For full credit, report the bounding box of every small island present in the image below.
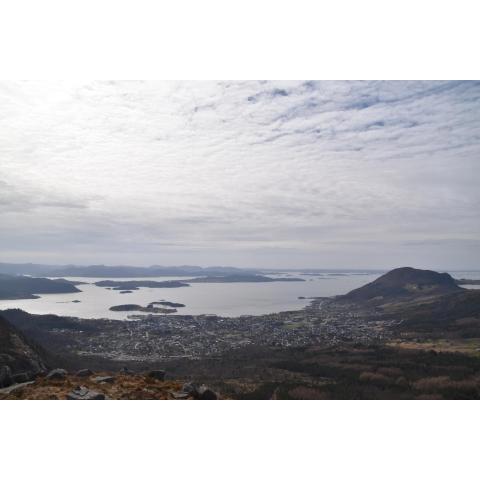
[150,301,186,308]
[95,280,190,290]
[185,274,305,283]
[94,275,304,291]
[455,278,480,285]
[109,303,177,314]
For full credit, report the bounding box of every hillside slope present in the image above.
[343,267,461,302]
[0,315,49,387]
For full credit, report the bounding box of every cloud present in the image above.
[0,80,479,268]
[0,179,91,213]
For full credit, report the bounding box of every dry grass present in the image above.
[287,386,329,400]
[1,373,190,400]
[358,371,392,386]
[413,375,480,394]
[387,339,480,356]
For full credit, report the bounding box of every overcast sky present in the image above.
[0,80,479,269]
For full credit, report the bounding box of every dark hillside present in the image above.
[0,273,81,300]
[0,315,50,386]
[343,267,461,302]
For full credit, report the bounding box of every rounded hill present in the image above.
[342,267,461,302]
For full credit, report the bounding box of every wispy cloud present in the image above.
[0,80,479,268]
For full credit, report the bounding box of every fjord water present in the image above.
[0,271,479,320]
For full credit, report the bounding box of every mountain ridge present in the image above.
[0,262,258,278]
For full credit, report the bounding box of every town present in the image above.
[30,297,400,362]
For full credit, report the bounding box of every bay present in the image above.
[0,270,478,320]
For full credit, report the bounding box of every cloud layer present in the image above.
[0,80,479,268]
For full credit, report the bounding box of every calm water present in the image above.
[0,270,478,320]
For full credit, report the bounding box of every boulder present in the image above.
[46,368,67,380]
[171,391,190,399]
[198,385,218,400]
[11,372,30,384]
[0,365,13,388]
[181,383,218,399]
[76,369,94,377]
[0,354,15,364]
[147,370,166,381]
[182,382,199,398]
[0,381,34,396]
[67,386,106,400]
[93,376,115,384]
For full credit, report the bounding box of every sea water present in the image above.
[0,270,478,320]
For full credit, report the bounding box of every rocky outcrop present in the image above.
[1,370,221,400]
[181,382,218,400]
[46,368,67,380]
[67,386,106,400]
[93,375,115,384]
[0,315,49,386]
[0,365,12,388]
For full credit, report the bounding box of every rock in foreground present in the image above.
[46,368,67,380]
[0,371,221,400]
[67,386,106,400]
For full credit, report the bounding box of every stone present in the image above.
[12,372,30,384]
[0,381,34,396]
[76,369,94,377]
[198,385,218,400]
[46,368,67,380]
[0,365,13,388]
[181,383,217,399]
[171,391,190,399]
[182,382,199,397]
[147,370,166,381]
[0,354,15,364]
[93,375,115,384]
[120,366,134,375]
[67,386,105,400]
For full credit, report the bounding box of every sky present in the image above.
[0,80,479,270]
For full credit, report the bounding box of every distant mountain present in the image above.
[0,274,81,300]
[0,262,258,278]
[0,262,59,276]
[342,267,462,302]
[0,315,49,387]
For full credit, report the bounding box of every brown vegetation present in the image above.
[1,372,191,400]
